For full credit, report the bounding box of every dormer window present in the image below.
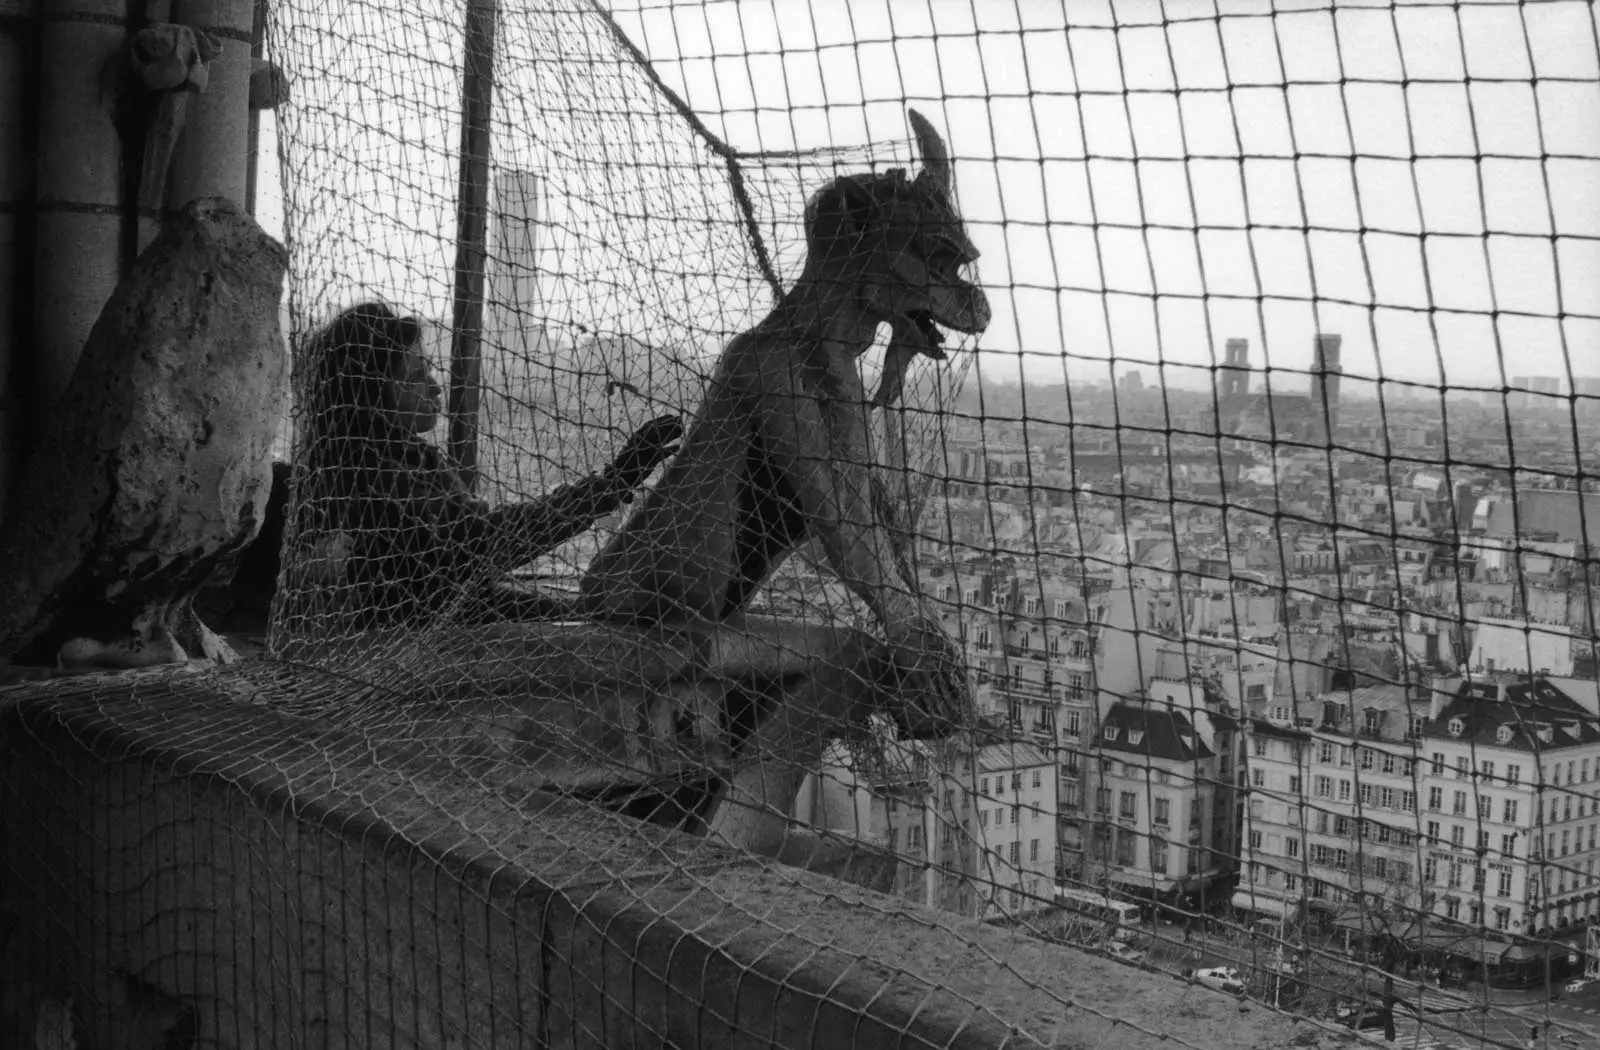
[1447,717,1465,737]
[1104,726,1119,741]
[1129,730,1145,746]
[1496,725,1513,745]
[1537,727,1554,744]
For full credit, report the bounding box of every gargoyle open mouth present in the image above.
[902,309,949,360]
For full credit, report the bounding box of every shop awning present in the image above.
[1230,891,1292,919]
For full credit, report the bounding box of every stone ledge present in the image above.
[0,666,1361,1049]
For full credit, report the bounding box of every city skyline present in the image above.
[256,0,1598,395]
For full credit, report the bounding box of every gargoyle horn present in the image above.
[908,108,950,195]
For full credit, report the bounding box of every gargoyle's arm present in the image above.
[759,372,922,633]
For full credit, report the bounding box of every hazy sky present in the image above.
[259,0,1600,392]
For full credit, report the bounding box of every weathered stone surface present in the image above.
[0,671,1363,1050]
[0,196,288,666]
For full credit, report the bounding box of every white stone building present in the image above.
[1237,676,1600,984]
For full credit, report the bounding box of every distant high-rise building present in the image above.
[488,169,542,349]
[1310,333,1342,434]
[1119,370,1144,394]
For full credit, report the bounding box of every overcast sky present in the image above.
[259,0,1600,393]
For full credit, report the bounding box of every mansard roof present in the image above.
[1426,677,1600,753]
[1099,699,1215,762]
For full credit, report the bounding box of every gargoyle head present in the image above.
[803,108,990,403]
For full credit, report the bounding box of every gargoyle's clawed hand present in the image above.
[882,615,973,739]
[608,414,684,490]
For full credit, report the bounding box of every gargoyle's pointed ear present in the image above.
[909,108,950,196]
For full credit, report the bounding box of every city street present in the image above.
[1122,922,1600,1049]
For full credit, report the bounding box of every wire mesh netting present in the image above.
[4,0,1600,1047]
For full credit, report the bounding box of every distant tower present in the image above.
[490,169,540,315]
[1311,333,1342,435]
[1219,338,1250,400]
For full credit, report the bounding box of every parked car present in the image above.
[1334,1003,1390,1031]
[1192,966,1245,994]
[1105,941,1146,965]
[1564,976,1592,995]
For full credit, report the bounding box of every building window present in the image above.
[1096,788,1111,814]
[1252,768,1265,788]
[1359,748,1374,771]
[1032,769,1042,790]
[1429,786,1443,811]
[1382,753,1397,776]
[1477,794,1491,819]
[1249,830,1263,850]
[1453,791,1467,816]
[1315,776,1333,798]
[1445,897,1461,921]
[1104,726,1118,741]
[1501,834,1517,859]
[1503,798,1518,824]
[1498,869,1513,897]
[1481,760,1496,782]
[1402,790,1416,812]
[1431,752,1446,775]
[1115,834,1135,867]
[1451,825,1466,848]
[1455,756,1469,779]
[1320,741,1336,764]
[1154,797,1171,826]
[1254,738,1268,757]
[1151,839,1168,874]
[1010,841,1020,865]
[1030,838,1040,862]
[1289,775,1302,794]
[1494,906,1511,930]
[1119,792,1137,821]
[980,810,989,828]
[1508,765,1521,786]
[1339,780,1352,802]
[1286,838,1300,859]
[1062,782,1080,810]
[1427,820,1441,842]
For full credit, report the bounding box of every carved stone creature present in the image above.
[575,109,989,848]
[0,197,288,669]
